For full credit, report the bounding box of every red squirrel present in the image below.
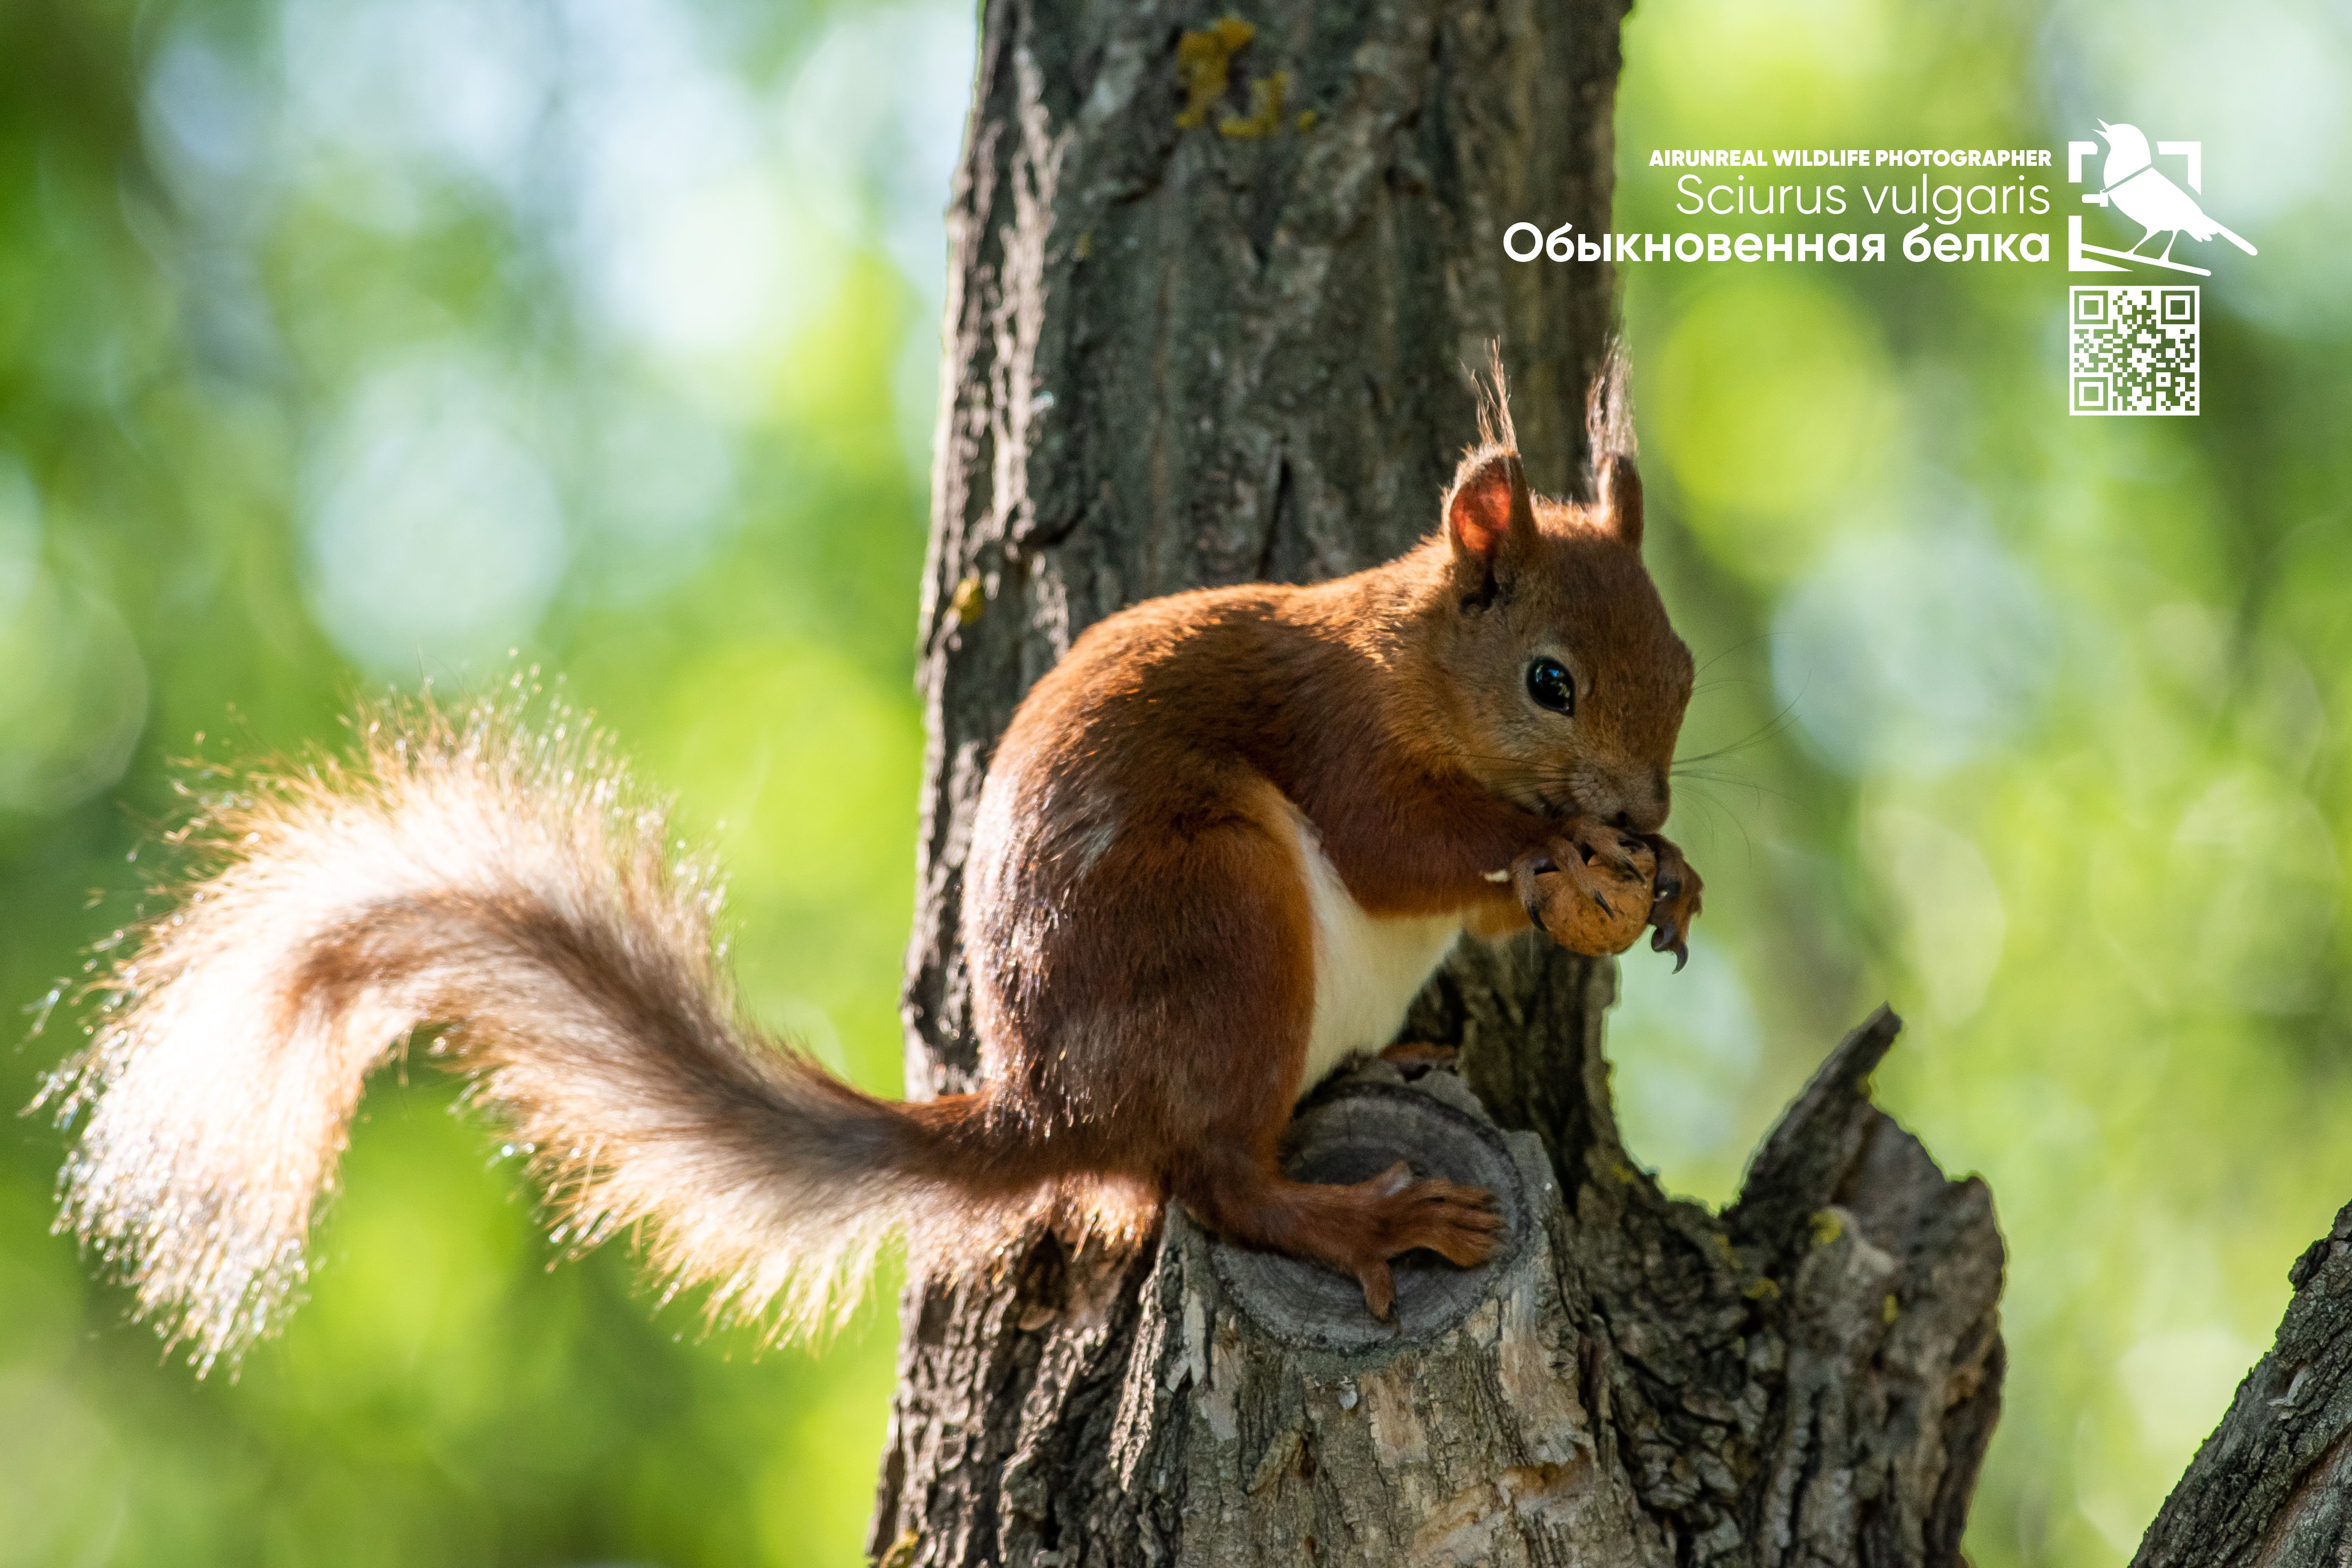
[39,356,1700,1369]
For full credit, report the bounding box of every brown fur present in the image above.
[38,361,1697,1363]
[963,360,1693,1303]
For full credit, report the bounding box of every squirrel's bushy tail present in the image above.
[37,695,1091,1373]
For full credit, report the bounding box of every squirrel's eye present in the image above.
[1526,657,1575,716]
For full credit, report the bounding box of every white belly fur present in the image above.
[1276,803,1466,1100]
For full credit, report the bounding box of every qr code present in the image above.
[2069,287,2199,416]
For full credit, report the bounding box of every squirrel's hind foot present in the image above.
[1347,1161,1506,1320]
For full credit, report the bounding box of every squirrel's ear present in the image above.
[1595,450,1644,550]
[1445,448,1536,584]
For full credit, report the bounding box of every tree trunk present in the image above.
[877,2,2005,1562]
[2131,1204,2352,1566]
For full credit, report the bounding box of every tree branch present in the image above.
[2133,1201,2352,1567]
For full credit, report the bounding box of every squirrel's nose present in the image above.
[1610,771,1670,835]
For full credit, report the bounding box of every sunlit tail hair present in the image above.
[35,687,1121,1374]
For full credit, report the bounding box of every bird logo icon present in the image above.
[2068,122,2256,276]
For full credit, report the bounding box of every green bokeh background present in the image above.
[2,0,2344,1563]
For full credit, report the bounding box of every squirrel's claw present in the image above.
[1513,848,1615,931]
[1516,848,1612,921]
[1343,1165,1504,1321]
[1528,821,1645,920]
[1564,818,1645,880]
[1639,833,1704,970]
[1511,851,1555,932]
[1512,822,1662,956]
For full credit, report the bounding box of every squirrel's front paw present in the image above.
[1639,833,1704,971]
[1511,822,1655,956]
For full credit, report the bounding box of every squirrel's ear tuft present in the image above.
[1445,448,1535,574]
[1595,451,1643,550]
[1585,340,1642,549]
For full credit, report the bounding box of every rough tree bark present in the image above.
[2132,1205,2352,1566]
[874,2,2005,1562]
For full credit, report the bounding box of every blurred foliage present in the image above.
[1,0,2345,1564]
[1607,2,2352,1564]
[0,0,965,1562]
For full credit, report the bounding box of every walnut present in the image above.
[1511,824,1656,957]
